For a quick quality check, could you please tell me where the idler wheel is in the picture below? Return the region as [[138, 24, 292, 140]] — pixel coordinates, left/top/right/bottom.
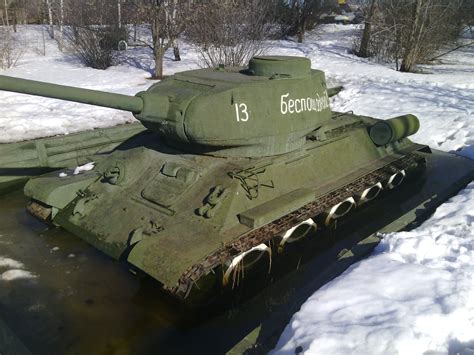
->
[[323, 197, 356, 226], [277, 218, 317, 252], [223, 244, 271, 287], [356, 182, 383, 205], [386, 170, 406, 189]]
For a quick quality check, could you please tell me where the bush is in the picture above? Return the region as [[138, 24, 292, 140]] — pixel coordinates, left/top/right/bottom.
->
[[186, 0, 274, 68], [64, 25, 127, 69], [0, 30, 22, 69]]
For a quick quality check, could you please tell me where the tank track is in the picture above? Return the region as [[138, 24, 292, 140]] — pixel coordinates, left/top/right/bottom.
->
[[172, 152, 426, 298]]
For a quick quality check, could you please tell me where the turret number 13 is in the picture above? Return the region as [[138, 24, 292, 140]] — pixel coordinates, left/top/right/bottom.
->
[[234, 103, 249, 122]]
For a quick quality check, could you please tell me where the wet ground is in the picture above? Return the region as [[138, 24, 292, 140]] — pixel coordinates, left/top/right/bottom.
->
[[1, 151, 473, 355], [0, 190, 190, 354], [0, 187, 390, 355]]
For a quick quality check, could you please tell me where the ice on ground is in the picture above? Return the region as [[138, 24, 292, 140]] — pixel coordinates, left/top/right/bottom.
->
[[1, 24, 473, 354], [0, 256, 36, 282], [1, 269, 37, 281], [0, 257, 24, 270], [73, 162, 95, 175]]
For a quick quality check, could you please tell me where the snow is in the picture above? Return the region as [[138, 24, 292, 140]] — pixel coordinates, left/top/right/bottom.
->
[[0, 26, 199, 143], [0, 256, 36, 282], [0, 257, 24, 269], [272, 183, 474, 354], [1, 269, 36, 282], [73, 161, 95, 175], [0, 24, 473, 354]]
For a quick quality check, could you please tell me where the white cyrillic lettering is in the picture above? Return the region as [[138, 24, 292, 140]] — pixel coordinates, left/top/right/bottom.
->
[[281, 93, 289, 114], [280, 91, 330, 116], [288, 99, 295, 113]]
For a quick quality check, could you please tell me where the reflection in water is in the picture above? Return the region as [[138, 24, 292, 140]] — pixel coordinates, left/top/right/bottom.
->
[[0, 189, 340, 354], [0, 164, 451, 354], [0, 191, 193, 354], [0, 190, 293, 355]]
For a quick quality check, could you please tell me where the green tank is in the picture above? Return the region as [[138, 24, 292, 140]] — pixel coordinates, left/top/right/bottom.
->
[[0, 56, 427, 302]]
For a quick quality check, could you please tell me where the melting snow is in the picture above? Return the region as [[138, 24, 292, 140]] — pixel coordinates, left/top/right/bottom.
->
[[1, 269, 36, 282], [0, 24, 473, 354], [73, 162, 95, 175], [0, 256, 36, 282], [0, 257, 24, 269]]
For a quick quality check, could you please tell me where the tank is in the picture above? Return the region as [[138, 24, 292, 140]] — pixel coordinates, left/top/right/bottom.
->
[[0, 56, 428, 302]]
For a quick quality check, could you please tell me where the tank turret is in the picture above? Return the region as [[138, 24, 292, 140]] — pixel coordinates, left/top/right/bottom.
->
[[1, 56, 335, 157]]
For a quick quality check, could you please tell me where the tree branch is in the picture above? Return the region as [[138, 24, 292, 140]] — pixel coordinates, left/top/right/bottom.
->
[[428, 41, 474, 61]]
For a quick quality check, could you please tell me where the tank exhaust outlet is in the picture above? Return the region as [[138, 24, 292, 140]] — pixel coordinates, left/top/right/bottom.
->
[[277, 218, 317, 252], [386, 170, 406, 189], [323, 197, 356, 226], [356, 182, 383, 205], [223, 244, 272, 287], [369, 114, 420, 146]]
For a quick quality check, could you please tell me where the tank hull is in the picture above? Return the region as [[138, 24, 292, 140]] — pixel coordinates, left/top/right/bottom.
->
[[22, 112, 432, 301], [0, 123, 145, 195], [0, 149, 472, 353]]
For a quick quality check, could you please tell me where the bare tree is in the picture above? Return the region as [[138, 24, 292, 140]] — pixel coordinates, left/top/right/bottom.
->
[[460, 0, 474, 31], [186, 0, 274, 67], [354, 0, 463, 72], [276, 0, 338, 43], [45, 0, 54, 38], [127, 0, 190, 78], [0, 11, 23, 69], [3, 0, 10, 27], [357, 0, 377, 58]]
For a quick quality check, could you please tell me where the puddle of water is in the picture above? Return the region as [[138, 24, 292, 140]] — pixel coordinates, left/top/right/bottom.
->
[[1, 153, 467, 354], [0, 190, 190, 355]]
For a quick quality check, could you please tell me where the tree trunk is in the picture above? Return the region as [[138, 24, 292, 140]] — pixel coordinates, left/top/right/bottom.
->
[[400, 0, 424, 72], [297, 30, 304, 43], [296, 20, 304, 43], [58, 0, 64, 50], [151, 18, 166, 79], [117, 0, 122, 29], [4, 0, 9, 27], [46, 0, 54, 39], [358, 0, 377, 58], [154, 47, 165, 79], [13, 8, 17, 32], [173, 39, 181, 61]]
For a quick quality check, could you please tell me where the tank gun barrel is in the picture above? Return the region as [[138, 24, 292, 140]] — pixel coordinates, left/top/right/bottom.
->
[[0, 75, 144, 114]]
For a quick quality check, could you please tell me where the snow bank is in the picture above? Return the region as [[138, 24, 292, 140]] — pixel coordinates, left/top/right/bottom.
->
[[273, 183, 474, 354], [267, 24, 474, 160], [270, 26, 474, 355], [0, 25, 200, 143], [1, 24, 473, 354]]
